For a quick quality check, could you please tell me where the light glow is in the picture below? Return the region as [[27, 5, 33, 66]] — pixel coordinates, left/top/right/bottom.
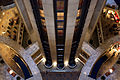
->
[[109, 69, 113, 73], [2, 12, 5, 15], [118, 48, 120, 52], [75, 58, 79, 63], [2, 32, 6, 34], [53, 62, 57, 67], [113, 49, 117, 52], [108, 10, 112, 14], [42, 57, 46, 62], [58, 48, 64, 50], [9, 70, 14, 74], [64, 61, 68, 66], [84, 72, 87, 75]]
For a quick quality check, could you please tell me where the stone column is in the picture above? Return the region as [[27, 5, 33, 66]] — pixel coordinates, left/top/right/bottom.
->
[[42, 0, 57, 64], [75, 0, 106, 58], [84, 0, 106, 42], [15, 0, 45, 58], [64, 0, 80, 64]]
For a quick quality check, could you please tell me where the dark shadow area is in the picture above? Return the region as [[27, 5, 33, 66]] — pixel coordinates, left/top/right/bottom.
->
[[89, 55, 108, 79]]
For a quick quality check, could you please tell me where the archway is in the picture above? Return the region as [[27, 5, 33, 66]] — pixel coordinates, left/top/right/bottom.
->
[[89, 42, 120, 79], [0, 36, 42, 80], [0, 43, 32, 79], [79, 35, 120, 80]]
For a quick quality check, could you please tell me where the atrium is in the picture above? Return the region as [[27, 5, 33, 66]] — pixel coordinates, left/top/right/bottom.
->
[[0, 0, 120, 80]]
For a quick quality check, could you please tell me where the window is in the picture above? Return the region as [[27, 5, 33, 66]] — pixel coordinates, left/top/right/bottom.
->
[[56, 1, 64, 10], [41, 19, 46, 26], [77, 9, 81, 17], [40, 10, 45, 17], [57, 22, 64, 26], [57, 12, 64, 20], [57, 16, 64, 20], [57, 12, 64, 16], [38, 0, 43, 9], [57, 26, 63, 28], [57, 36, 64, 44], [57, 30, 63, 36], [79, 0, 84, 8], [75, 19, 80, 26]]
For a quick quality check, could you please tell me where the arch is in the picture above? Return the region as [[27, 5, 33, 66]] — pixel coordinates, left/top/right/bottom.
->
[[0, 36, 42, 80], [0, 42, 32, 79], [79, 35, 120, 80]]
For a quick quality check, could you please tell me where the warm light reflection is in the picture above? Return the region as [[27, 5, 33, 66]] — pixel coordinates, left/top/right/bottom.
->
[[77, 9, 81, 17], [40, 14, 45, 17], [75, 58, 79, 63], [109, 69, 113, 73], [53, 62, 57, 67], [106, 9, 120, 23], [57, 12, 64, 16], [40, 10, 44, 14], [9, 70, 14, 74], [42, 57, 46, 62], [2, 12, 5, 15], [57, 12, 64, 20], [57, 22, 64, 26], [57, 26, 63, 28], [58, 30, 63, 33], [103, 8, 107, 13], [76, 19, 80, 26], [57, 16, 64, 20], [118, 49, 120, 52], [113, 49, 117, 52], [64, 61, 68, 66], [40, 10, 45, 17], [108, 10, 112, 14], [56, 1, 64, 10], [2, 32, 6, 34], [41, 19, 46, 26]]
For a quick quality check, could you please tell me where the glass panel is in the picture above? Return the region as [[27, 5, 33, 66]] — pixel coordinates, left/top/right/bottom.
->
[[56, 1, 64, 10], [41, 19, 45, 23], [57, 12, 64, 16], [75, 19, 80, 26], [57, 26, 63, 28], [79, 0, 84, 8], [38, 0, 43, 9], [57, 38, 64, 44], [41, 19, 46, 26], [40, 10, 45, 17], [58, 30, 63, 35], [77, 9, 81, 17], [57, 12, 64, 20], [57, 16, 64, 20], [57, 22, 64, 26]]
